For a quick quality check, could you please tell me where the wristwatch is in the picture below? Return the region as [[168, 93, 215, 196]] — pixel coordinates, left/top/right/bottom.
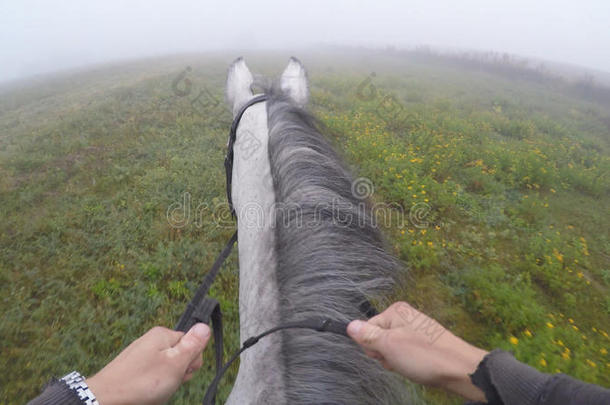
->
[[60, 371, 99, 405]]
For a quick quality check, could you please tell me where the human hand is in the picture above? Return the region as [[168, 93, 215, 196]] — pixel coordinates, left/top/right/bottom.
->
[[347, 302, 488, 402], [86, 323, 211, 405]]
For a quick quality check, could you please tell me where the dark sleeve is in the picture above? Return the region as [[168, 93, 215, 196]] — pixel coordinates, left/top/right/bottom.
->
[[27, 378, 84, 405], [466, 349, 610, 405]]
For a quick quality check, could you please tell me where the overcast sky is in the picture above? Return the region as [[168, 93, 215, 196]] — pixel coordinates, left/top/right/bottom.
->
[[1, 0, 609, 83]]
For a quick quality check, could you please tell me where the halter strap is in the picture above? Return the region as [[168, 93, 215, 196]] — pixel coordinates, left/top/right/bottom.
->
[[224, 94, 269, 217]]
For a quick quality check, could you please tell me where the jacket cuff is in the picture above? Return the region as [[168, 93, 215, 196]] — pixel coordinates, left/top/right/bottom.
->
[[468, 349, 551, 405], [27, 378, 85, 405]]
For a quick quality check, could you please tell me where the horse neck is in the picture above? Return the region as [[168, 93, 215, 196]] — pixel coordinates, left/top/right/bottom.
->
[[263, 97, 416, 405], [225, 101, 286, 404]]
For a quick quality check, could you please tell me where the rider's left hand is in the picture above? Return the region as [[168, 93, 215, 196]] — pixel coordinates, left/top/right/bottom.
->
[[86, 323, 210, 405]]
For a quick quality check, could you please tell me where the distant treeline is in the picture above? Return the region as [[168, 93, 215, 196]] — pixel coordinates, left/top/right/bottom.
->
[[387, 46, 610, 106]]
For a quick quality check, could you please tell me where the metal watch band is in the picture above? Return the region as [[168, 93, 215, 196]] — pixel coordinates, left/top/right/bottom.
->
[[60, 371, 99, 405]]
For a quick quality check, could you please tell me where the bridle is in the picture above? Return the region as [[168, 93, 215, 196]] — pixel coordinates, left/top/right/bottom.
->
[[224, 94, 268, 217], [174, 94, 377, 405]]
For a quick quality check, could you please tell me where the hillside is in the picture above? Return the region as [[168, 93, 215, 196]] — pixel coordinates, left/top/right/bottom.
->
[[1, 51, 608, 404]]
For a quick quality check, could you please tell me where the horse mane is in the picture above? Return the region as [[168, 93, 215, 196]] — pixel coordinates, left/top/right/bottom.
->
[[264, 85, 421, 404]]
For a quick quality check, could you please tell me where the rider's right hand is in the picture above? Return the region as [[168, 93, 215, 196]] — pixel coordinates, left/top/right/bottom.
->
[[347, 301, 488, 402]]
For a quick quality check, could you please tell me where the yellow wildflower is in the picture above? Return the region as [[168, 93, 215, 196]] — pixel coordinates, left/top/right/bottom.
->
[[509, 336, 519, 345], [539, 358, 547, 367], [553, 249, 563, 262], [546, 322, 554, 329]]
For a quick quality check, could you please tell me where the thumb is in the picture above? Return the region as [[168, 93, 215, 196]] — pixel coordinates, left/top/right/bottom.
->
[[347, 320, 387, 350], [172, 323, 211, 365]]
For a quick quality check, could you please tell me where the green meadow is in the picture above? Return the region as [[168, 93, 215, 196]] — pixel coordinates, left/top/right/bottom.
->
[[1, 50, 608, 404]]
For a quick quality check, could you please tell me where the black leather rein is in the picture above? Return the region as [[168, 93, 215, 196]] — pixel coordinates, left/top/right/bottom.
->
[[174, 94, 375, 405], [224, 94, 268, 217]]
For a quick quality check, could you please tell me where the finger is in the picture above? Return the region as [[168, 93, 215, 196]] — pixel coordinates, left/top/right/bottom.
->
[[379, 358, 393, 371], [370, 302, 418, 329], [183, 371, 195, 383], [183, 352, 204, 382], [368, 311, 393, 329], [347, 320, 387, 351], [363, 348, 383, 361], [392, 302, 423, 329], [167, 323, 211, 367], [144, 326, 185, 349], [186, 354, 203, 373]]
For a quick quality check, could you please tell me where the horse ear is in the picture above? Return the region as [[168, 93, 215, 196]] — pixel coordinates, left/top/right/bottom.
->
[[281, 57, 309, 107], [226, 57, 254, 115]]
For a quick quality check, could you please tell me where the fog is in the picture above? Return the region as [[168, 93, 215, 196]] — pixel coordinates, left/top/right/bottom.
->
[[1, 0, 609, 83]]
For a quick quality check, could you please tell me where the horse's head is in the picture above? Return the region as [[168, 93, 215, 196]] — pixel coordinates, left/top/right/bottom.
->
[[225, 56, 309, 115]]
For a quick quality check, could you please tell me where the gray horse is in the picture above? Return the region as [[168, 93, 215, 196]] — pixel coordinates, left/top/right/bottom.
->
[[224, 57, 421, 404]]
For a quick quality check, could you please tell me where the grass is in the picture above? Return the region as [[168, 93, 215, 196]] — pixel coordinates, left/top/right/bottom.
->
[[1, 51, 608, 404]]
